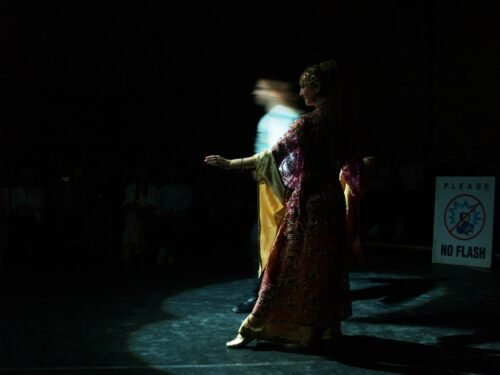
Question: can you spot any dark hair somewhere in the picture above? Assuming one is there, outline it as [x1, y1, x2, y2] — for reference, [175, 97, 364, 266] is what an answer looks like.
[301, 60, 362, 163]
[299, 60, 339, 107]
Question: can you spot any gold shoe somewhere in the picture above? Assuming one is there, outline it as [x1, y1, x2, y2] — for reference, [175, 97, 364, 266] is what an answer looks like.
[226, 333, 254, 348]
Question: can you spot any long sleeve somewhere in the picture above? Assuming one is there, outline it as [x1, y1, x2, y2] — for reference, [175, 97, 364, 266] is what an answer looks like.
[270, 117, 306, 191]
[254, 150, 286, 276]
[341, 158, 366, 199]
[271, 117, 305, 167]
[340, 158, 366, 260]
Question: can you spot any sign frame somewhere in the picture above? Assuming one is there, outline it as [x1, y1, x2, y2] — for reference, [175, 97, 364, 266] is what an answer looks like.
[432, 176, 495, 268]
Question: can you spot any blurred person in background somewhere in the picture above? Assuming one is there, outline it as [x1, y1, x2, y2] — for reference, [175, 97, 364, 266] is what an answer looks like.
[232, 78, 303, 314]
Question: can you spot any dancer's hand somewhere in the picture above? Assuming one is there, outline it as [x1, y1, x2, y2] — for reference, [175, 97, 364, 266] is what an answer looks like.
[204, 155, 231, 169]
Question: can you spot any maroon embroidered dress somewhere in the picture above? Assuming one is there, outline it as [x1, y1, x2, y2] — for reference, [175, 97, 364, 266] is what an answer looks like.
[239, 106, 363, 346]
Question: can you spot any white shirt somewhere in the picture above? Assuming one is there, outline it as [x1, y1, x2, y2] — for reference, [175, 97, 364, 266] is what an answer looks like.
[254, 104, 301, 154]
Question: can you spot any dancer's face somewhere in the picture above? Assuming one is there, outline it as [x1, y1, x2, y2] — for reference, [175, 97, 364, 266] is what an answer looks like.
[299, 83, 319, 107]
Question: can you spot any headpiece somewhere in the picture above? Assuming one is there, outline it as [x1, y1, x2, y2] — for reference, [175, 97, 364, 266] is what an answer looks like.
[300, 60, 337, 88]
[299, 71, 318, 87]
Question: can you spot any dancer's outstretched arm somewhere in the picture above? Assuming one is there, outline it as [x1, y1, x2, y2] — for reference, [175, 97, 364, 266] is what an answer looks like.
[204, 155, 256, 171]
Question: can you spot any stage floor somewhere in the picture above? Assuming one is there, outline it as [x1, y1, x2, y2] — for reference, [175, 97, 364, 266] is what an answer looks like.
[1, 249, 499, 374]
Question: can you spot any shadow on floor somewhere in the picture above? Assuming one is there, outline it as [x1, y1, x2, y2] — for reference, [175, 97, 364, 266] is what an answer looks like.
[252, 334, 498, 374]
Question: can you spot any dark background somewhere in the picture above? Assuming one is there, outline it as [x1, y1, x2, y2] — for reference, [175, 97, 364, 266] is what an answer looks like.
[2, 1, 499, 165]
[0, 1, 498, 277]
